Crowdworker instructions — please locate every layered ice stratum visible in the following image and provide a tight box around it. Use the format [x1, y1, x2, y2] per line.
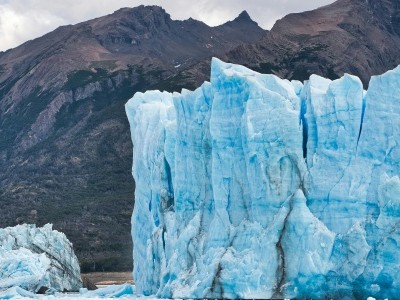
[126, 58, 400, 299]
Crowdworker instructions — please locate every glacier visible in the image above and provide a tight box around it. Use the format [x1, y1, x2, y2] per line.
[126, 58, 400, 299]
[0, 224, 82, 293]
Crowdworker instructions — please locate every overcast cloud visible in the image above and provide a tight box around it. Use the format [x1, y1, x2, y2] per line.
[0, 0, 335, 52]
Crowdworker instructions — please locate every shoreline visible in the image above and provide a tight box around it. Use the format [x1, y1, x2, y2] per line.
[82, 272, 134, 286]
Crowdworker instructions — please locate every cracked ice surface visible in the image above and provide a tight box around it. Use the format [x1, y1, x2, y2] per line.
[126, 58, 400, 299]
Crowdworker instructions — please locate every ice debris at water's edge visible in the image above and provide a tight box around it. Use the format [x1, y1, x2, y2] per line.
[79, 283, 135, 298]
[0, 224, 82, 294]
[126, 58, 400, 299]
[0, 284, 136, 299]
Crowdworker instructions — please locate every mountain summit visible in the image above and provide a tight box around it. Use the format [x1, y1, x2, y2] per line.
[233, 10, 254, 22]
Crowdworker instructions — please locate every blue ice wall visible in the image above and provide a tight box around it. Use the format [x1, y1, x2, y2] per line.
[126, 58, 400, 299]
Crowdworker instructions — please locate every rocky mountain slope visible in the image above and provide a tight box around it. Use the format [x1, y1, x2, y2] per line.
[1, 0, 400, 271]
[177, 0, 400, 87]
[0, 5, 264, 271]
[226, 0, 400, 85]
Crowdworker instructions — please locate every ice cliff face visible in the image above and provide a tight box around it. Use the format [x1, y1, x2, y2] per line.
[0, 224, 82, 293]
[126, 58, 400, 299]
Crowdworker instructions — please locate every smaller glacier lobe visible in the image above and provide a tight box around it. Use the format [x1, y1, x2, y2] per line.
[126, 59, 400, 299]
[0, 224, 82, 293]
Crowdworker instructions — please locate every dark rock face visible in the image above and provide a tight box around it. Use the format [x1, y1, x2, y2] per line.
[81, 275, 98, 290]
[36, 287, 49, 295]
[0, 5, 264, 271]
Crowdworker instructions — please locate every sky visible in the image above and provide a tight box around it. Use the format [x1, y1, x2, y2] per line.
[0, 0, 335, 52]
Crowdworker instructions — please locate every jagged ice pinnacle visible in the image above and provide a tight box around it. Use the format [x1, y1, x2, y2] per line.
[126, 58, 400, 299]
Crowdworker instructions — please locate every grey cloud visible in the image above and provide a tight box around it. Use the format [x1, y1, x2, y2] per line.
[0, 0, 335, 51]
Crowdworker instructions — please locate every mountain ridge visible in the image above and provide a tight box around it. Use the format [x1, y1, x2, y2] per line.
[224, 0, 400, 85]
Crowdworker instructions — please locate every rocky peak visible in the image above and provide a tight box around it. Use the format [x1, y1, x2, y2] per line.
[112, 5, 171, 20]
[221, 10, 260, 29]
[215, 10, 264, 45]
[122, 5, 172, 28]
[234, 10, 253, 22]
[91, 5, 172, 36]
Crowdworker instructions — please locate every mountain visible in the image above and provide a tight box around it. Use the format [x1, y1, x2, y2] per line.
[225, 0, 400, 85]
[0, 6, 264, 271]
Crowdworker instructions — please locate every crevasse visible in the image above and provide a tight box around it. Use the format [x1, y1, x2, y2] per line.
[125, 58, 400, 299]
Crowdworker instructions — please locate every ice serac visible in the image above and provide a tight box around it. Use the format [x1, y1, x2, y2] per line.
[0, 224, 82, 293]
[126, 58, 400, 299]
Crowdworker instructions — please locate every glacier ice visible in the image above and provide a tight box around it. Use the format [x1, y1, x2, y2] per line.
[80, 283, 135, 298]
[126, 58, 400, 299]
[0, 224, 82, 293]
[0, 286, 36, 299]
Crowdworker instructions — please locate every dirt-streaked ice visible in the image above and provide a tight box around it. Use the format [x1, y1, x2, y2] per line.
[0, 224, 82, 293]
